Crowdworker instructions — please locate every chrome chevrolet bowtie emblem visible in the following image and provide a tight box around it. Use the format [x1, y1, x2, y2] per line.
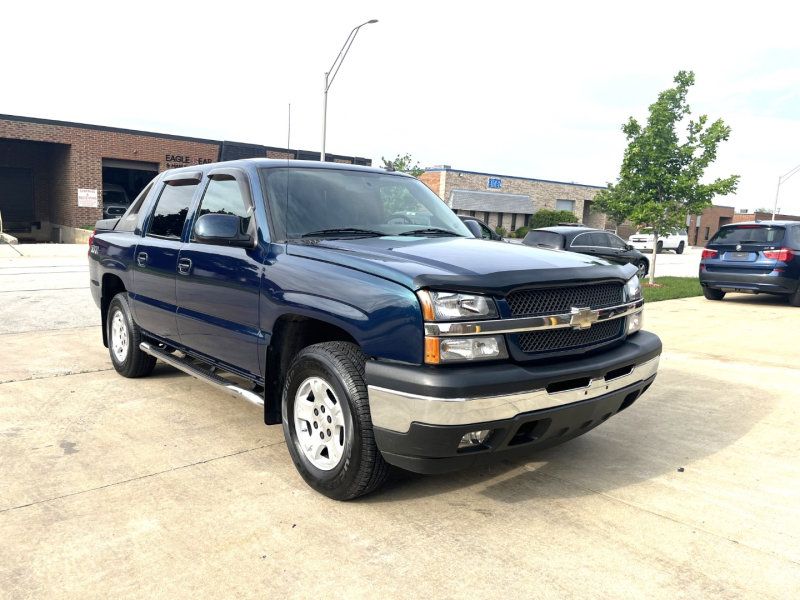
[736, 244, 742, 251]
[569, 306, 599, 330]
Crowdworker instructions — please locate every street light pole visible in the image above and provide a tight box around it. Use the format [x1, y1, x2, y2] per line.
[772, 162, 800, 220]
[321, 19, 378, 162]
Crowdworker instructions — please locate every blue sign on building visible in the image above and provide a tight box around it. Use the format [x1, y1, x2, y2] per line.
[487, 177, 502, 189]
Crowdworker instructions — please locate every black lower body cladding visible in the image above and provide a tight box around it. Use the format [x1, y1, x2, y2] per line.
[366, 331, 661, 474]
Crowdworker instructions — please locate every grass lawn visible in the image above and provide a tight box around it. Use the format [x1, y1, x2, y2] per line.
[642, 276, 702, 302]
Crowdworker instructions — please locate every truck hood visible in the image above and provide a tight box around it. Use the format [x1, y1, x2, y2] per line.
[287, 237, 636, 293]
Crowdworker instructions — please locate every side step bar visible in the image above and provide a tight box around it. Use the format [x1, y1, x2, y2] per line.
[139, 342, 264, 407]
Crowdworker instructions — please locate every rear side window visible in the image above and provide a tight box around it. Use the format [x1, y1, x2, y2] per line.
[116, 181, 154, 232]
[147, 182, 198, 239]
[524, 231, 563, 249]
[710, 226, 785, 244]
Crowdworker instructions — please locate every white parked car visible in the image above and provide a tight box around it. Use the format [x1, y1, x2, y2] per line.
[628, 229, 688, 254]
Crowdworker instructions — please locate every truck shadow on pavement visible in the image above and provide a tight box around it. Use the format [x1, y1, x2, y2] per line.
[364, 367, 774, 504]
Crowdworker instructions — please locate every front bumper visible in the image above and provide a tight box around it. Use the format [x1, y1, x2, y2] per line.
[367, 331, 661, 473]
[699, 269, 798, 295]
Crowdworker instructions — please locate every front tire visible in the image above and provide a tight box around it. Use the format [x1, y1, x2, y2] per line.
[636, 259, 649, 277]
[107, 293, 156, 378]
[703, 287, 726, 301]
[282, 342, 389, 500]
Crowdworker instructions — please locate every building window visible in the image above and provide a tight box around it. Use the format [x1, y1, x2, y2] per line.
[523, 214, 530, 227]
[511, 214, 517, 231]
[497, 212, 504, 228]
[469, 210, 475, 217]
[555, 199, 575, 213]
[704, 227, 710, 241]
[484, 211, 490, 223]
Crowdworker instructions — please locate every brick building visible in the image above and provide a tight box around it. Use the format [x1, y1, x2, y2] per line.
[0, 114, 369, 241]
[687, 206, 800, 246]
[418, 166, 609, 233]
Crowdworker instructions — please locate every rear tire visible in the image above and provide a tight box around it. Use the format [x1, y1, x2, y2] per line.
[656, 241, 663, 254]
[107, 293, 156, 378]
[676, 242, 685, 254]
[703, 287, 726, 301]
[282, 342, 389, 500]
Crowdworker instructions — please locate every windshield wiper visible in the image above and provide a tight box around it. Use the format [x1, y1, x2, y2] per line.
[398, 227, 461, 237]
[300, 228, 386, 239]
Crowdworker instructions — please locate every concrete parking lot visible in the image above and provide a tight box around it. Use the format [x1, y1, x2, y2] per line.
[1, 244, 798, 599]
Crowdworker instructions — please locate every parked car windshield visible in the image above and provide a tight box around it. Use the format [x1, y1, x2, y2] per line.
[260, 168, 471, 241]
[710, 225, 785, 244]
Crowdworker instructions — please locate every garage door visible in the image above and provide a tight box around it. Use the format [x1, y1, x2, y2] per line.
[0, 167, 34, 230]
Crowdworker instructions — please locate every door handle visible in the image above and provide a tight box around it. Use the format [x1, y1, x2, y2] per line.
[136, 252, 148, 267]
[177, 257, 192, 275]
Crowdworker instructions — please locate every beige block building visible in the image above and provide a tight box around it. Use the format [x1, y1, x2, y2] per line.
[419, 166, 608, 233]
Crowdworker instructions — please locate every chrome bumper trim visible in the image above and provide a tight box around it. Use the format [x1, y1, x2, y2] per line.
[367, 356, 659, 433]
[423, 300, 644, 337]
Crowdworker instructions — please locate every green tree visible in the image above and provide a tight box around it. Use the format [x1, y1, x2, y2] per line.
[381, 153, 424, 177]
[595, 71, 739, 283]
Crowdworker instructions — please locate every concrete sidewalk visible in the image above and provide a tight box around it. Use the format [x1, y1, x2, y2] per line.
[1, 290, 798, 597]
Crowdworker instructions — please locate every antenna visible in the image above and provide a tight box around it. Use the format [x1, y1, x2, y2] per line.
[287, 103, 292, 150]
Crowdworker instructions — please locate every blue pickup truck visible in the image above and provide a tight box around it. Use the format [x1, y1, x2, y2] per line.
[89, 159, 661, 499]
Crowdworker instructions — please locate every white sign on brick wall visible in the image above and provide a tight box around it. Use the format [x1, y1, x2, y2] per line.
[77, 188, 98, 208]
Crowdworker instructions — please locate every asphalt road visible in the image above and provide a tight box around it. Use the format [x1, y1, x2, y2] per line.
[1, 244, 798, 598]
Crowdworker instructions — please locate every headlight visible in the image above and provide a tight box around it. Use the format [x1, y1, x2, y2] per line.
[425, 335, 508, 364]
[417, 290, 498, 321]
[624, 275, 642, 302]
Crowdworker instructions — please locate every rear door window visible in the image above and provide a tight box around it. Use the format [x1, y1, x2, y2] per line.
[147, 182, 198, 239]
[589, 232, 610, 247]
[570, 232, 593, 247]
[710, 226, 785, 245]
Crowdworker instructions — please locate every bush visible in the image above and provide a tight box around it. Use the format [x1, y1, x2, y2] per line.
[529, 210, 578, 229]
[495, 226, 508, 237]
[512, 226, 529, 239]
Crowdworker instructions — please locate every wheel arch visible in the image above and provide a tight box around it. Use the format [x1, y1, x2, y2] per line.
[263, 314, 359, 425]
[101, 273, 127, 347]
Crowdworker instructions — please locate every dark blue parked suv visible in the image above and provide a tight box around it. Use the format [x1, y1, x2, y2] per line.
[699, 221, 800, 305]
[89, 159, 661, 499]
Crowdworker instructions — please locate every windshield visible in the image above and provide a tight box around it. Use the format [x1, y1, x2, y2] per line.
[260, 168, 471, 241]
[710, 225, 785, 244]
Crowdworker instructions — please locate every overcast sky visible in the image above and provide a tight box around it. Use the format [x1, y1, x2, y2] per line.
[3, 1, 800, 213]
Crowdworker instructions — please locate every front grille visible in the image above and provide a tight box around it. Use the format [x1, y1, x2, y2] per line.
[515, 318, 624, 354]
[506, 282, 624, 317]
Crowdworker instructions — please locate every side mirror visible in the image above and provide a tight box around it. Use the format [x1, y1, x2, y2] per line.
[462, 219, 483, 239]
[625, 244, 634, 251]
[194, 213, 254, 248]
